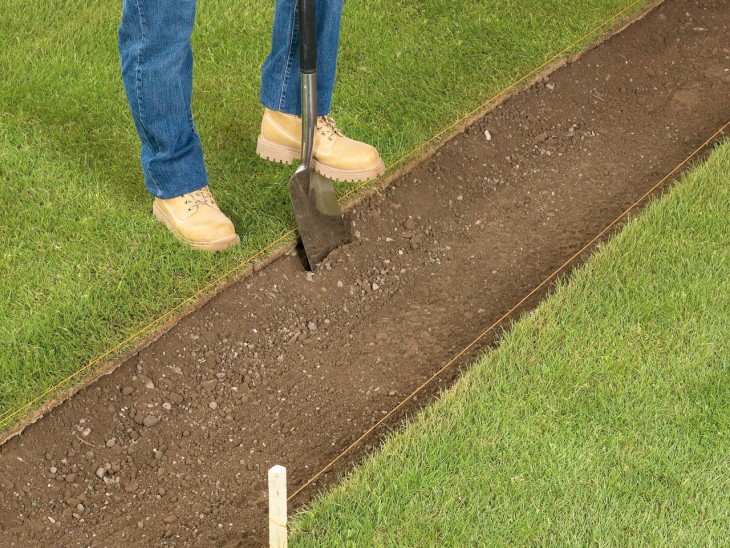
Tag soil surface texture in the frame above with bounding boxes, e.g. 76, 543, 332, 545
2, 0, 729, 545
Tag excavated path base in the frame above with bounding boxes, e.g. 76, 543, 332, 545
1, 0, 729, 545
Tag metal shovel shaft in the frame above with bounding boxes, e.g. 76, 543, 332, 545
287, 0, 350, 270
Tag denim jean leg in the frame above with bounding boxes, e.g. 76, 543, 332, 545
260, 0, 344, 116
118, 0, 209, 199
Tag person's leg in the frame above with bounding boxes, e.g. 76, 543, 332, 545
118, 0, 238, 250
257, 0, 384, 182
118, 0, 208, 199
260, 0, 344, 116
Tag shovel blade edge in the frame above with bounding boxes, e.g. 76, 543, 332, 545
288, 170, 351, 269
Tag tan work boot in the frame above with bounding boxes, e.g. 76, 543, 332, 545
152, 186, 239, 251
256, 108, 385, 182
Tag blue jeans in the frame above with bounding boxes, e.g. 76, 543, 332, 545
118, 0, 343, 199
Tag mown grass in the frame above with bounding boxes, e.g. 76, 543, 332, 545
0, 0, 650, 427
290, 140, 730, 546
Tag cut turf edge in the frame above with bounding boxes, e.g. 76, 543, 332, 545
290, 139, 730, 545
0, 0, 662, 441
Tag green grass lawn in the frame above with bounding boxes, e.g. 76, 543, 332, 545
290, 140, 730, 546
0, 0, 650, 428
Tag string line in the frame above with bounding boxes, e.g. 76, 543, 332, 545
286, 120, 729, 502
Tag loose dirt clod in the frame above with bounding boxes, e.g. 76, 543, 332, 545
142, 415, 160, 428
200, 379, 218, 391
1, 2, 728, 545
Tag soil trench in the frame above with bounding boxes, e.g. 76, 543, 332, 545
2, 0, 729, 545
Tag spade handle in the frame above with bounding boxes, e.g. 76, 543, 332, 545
299, 0, 317, 170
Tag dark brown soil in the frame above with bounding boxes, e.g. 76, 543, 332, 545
2, 0, 729, 545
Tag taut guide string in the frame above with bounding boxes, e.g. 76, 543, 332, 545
286, 119, 730, 503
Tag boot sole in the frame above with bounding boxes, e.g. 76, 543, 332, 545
153, 202, 240, 252
256, 136, 385, 183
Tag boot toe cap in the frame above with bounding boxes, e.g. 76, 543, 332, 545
331, 140, 382, 171
185, 215, 237, 244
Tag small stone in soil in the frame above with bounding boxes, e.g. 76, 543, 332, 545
143, 415, 160, 428
200, 379, 218, 392
209, 401, 218, 410
404, 217, 416, 230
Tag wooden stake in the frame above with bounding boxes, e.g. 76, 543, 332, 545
268, 465, 287, 548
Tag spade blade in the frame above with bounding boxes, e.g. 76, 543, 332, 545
288, 167, 351, 270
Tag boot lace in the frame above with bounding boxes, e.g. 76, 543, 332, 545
183, 187, 217, 212
317, 116, 344, 141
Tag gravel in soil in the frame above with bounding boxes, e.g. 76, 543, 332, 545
1, 0, 728, 545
